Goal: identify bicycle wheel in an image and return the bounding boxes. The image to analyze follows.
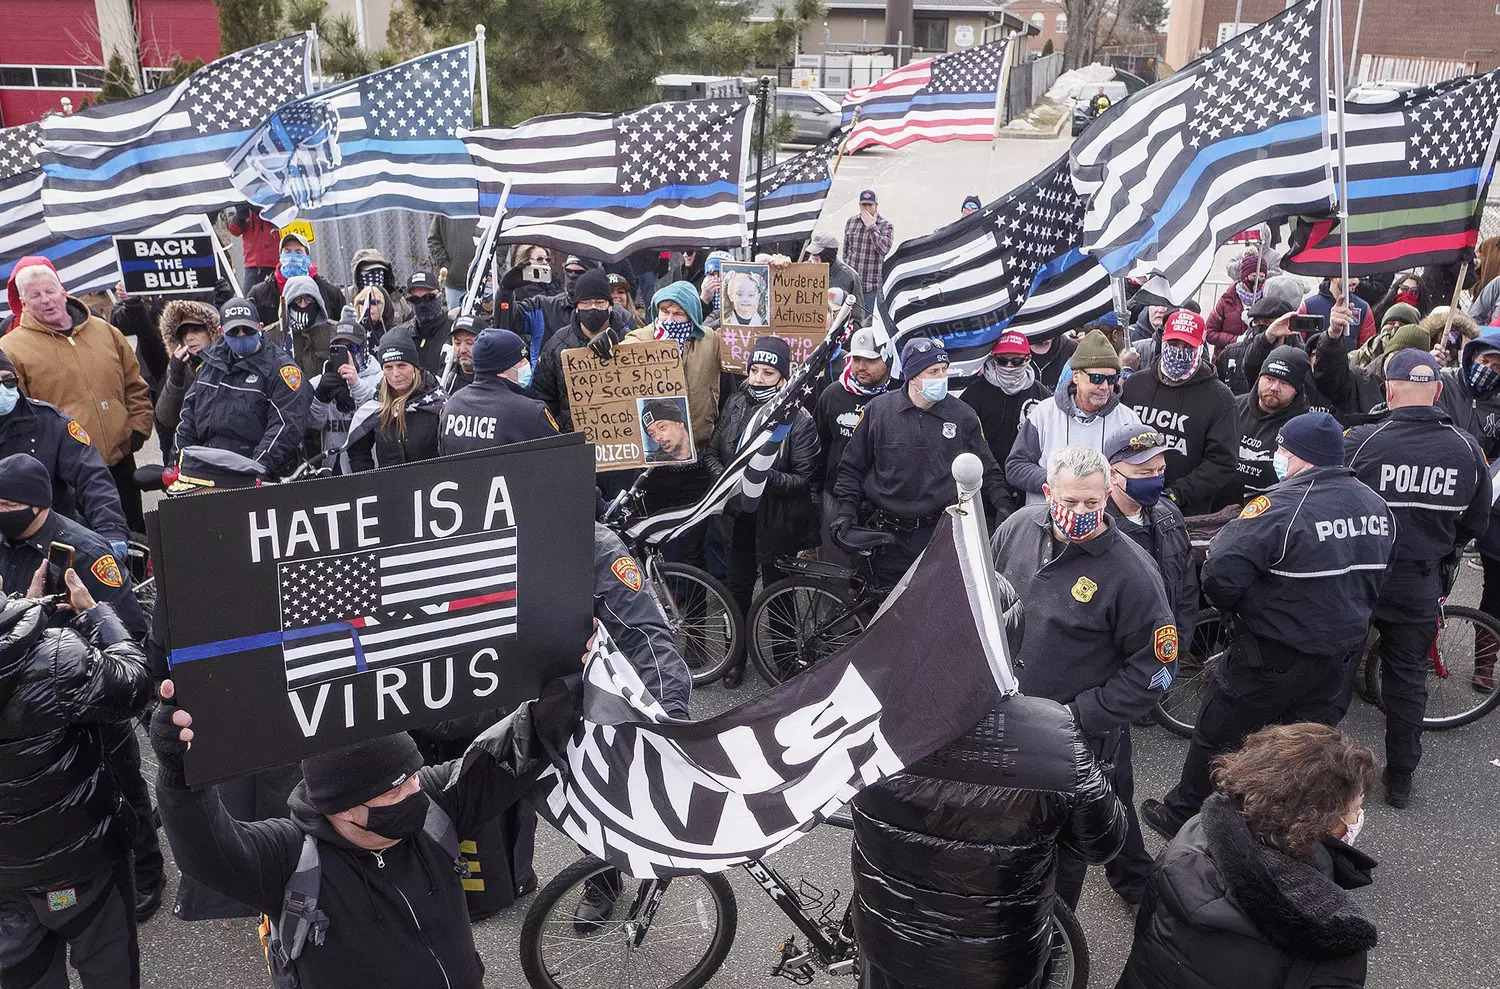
[652,563,743,686]
[519,856,737,989]
[1039,901,1088,989]
[1356,628,1383,707]
[1153,610,1227,738]
[1419,605,1500,729]
[748,577,870,685]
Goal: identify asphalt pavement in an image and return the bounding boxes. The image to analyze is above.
[122,135,1500,988]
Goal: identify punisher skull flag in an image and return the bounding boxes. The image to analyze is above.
[538,506,1017,877]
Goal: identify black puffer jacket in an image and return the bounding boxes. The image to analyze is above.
[1118,793,1377,989]
[345,372,446,471]
[531,310,634,432]
[852,692,1128,989]
[704,385,821,562]
[0,599,151,890]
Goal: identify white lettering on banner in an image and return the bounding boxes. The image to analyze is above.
[249,497,381,562]
[1378,463,1459,497]
[1315,515,1392,541]
[286,650,505,736]
[131,239,200,257]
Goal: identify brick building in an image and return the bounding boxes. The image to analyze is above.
[1000,0,1070,55]
[1166,0,1500,80]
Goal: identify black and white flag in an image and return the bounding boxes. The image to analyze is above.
[745,134,840,245]
[539,504,1016,877]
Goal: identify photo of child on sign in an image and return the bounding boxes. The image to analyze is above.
[720,263,770,327]
[640,397,696,463]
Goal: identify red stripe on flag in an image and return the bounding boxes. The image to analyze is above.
[447,589,518,612]
[1292,229,1478,265]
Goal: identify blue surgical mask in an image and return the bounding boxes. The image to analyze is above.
[0,383,18,416]
[1123,473,1166,507]
[279,251,311,278]
[919,377,949,403]
[512,362,532,388]
[226,331,262,357]
[1273,452,1291,481]
[1467,360,1500,395]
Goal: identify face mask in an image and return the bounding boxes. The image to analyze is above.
[512,362,533,388]
[1160,344,1200,383]
[279,251,311,277]
[0,506,37,540]
[577,307,610,334]
[1467,360,1500,394]
[358,268,387,289]
[286,303,314,335]
[983,358,1036,395]
[1123,474,1166,508]
[657,318,695,345]
[919,376,949,403]
[226,331,262,357]
[1050,500,1102,540]
[412,295,444,326]
[361,790,430,840]
[747,383,780,404]
[1273,452,1291,481]
[1341,806,1364,847]
[0,384,18,416]
[1396,289,1420,307]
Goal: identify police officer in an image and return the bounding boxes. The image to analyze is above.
[0,350,129,557]
[1144,411,1396,839]
[174,298,312,478]
[437,328,557,456]
[0,453,161,919]
[834,337,1004,587]
[990,443,1178,908]
[1104,426,1198,645]
[1345,350,1490,807]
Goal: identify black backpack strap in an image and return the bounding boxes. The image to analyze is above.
[422,799,469,878]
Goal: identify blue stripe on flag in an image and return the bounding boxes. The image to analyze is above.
[337,137,471,157]
[756,179,833,203]
[484,179,739,211]
[40,131,250,183]
[1346,166,1482,200]
[168,620,361,666]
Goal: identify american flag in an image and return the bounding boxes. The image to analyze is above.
[277,528,518,689]
[1071,0,1333,304]
[37,35,312,239]
[229,44,478,226]
[841,40,1009,153]
[878,155,1113,376]
[1284,70,1500,275]
[626,320,847,546]
[463,99,752,263]
[745,134,840,245]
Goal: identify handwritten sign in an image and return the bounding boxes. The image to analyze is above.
[721,262,830,372]
[563,340,695,472]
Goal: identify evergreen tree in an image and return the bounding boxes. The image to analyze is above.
[216,0,286,55]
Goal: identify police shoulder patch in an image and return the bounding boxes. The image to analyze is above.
[1240,495,1271,519]
[46,888,77,912]
[91,554,124,588]
[279,365,302,391]
[610,556,643,592]
[544,407,559,432]
[67,420,91,446]
[1155,624,1179,663]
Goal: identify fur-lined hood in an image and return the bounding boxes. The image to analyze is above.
[158,299,221,349]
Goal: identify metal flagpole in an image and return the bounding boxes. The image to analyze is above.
[832,108,860,174]
[1331,0,1351,295]
[210,232,240,295]
[1111,276,1131,327]
[992,32,1017,145]
[309,23,324,86]
[1232,0,1244,37]
[475,26,489,127]
[750,76,771,258]
[1346,0,1367,88]
[442,178,512,392]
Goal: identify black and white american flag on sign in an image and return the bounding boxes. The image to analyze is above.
[277,528,518,689]
[463,99,752,263]
[38,35,312,238]
[1071,0,1333,305]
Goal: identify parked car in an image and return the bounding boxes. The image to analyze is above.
[780,89,844,143]
[1071,79,1131,136]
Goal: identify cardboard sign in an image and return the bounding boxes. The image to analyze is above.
[720,262,829,372]
[113,232,220,296]
[562,340,695,471]
[151,434,595,785]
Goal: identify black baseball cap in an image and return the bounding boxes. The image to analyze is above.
[219,297,260,332]
[858,189,877,205]
[406,270,436,292]
[641,399,686,428]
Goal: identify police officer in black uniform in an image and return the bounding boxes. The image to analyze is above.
[1144,411,1396,839]
[437,328,557,456]
[834,337,1004,587]
[990,442,1178,907]
[0,453,161,919]
[1345,350,1490,807]
[0,350,129,556]
[174,298,312,478]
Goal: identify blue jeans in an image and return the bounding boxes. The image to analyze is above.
[445,285,465,309]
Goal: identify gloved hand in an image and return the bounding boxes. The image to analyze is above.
[333,383,355,414]
[148,680,193,781]
[830,514,855,540]
[129,430,148,453]
[314,372,341,402]
[110,540,128,562]
[588,328,618,360]
[1441,549,1465,598]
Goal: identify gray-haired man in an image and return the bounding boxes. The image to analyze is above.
[990,444,1178,908]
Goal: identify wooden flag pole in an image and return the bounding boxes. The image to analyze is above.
[1443,261,1469,357]
[992,31,1018,147]
[832,108,860,174]
[1330,0,1352,295]
[474,26,489,127]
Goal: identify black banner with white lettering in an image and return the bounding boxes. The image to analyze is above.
[153,434,594,785]
[113,232,220,296]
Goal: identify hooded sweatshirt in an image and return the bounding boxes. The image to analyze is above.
[1438,332,1500,458]
[1121,357,1240,515]
[1005,385,1145,504]
[275,274,335,381]
[623,281,726,442]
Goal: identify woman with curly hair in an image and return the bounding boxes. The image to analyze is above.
[1119,723,1378,989]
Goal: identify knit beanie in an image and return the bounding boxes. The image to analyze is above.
[377,332,421,367]
[748,336,791,378]
[1382,323,1432,356]
[1261,345,1310,392]
[573,268,612,306]
[1071,328,1121,372]
[472,328,525,374]
[301,733,424,815]
[0,453,52,508]
[1277,411,1344,467]
[1380,302,1422,328]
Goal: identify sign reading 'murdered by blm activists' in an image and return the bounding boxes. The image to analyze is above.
[151,434,595,785]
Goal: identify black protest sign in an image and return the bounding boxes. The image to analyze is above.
[153,434,595,785]
[113,233,220,295]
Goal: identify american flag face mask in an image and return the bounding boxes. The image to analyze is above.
[1050,500,1102,540]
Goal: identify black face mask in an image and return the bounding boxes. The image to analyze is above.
[411,296,444,328]
[362,790,430,840]
[0,506,38,540]
[577,307,610,334]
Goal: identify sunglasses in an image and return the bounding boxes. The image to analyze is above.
[1084,371,1121,385]
[0,375,17,388]
[991,356,1029,367]
[224,324,259,337]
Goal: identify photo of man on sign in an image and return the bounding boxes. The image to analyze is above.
[640,398,695,463]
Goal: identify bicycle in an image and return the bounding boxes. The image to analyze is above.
[517,812,1088,989]
[602,470,744,685]
[745,525,895,685]
[1153,608,1230,738]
